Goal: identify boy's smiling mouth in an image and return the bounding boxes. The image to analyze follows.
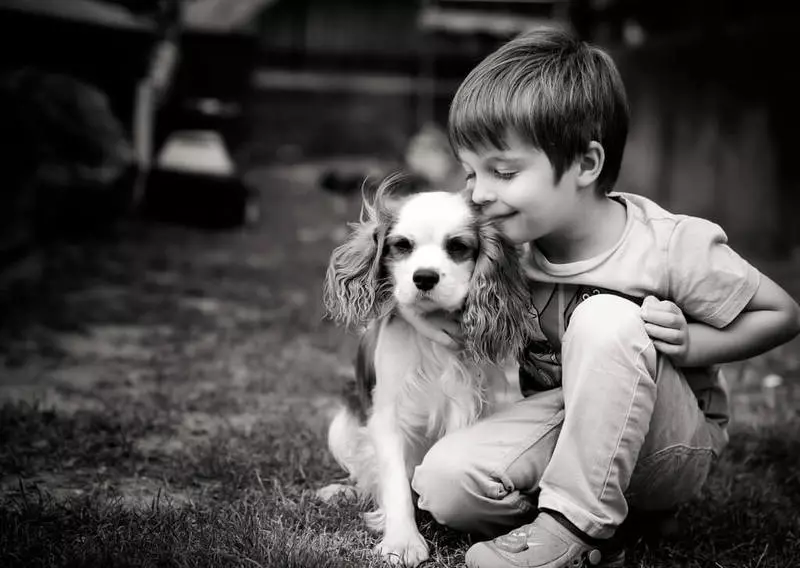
[487,212,517,223]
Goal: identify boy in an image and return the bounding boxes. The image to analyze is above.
[409,26,800,567]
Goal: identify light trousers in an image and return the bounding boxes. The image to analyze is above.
[412,295,728,538]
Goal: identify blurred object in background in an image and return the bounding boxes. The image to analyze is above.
[316,122,461,197]
[415,0,573,127]
[0,68,134,239]
[568,0,787,47]
[182,0,276,32]
[419,0,571,37]
[404,122,463,192]
[0,0,262,242]
[318,165,388,197]
[143,130,258,229]
[0,0,178,276]
[726,339,800,427]
[255,1,572,197]
[137,0,262,229]
[0,0,166,28]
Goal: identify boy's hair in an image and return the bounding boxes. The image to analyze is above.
[448,26,629,194]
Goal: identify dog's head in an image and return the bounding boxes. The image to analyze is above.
[323,173,537,362]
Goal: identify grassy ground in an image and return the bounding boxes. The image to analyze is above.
[1,160,799,567]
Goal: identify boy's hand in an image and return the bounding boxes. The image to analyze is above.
[402,308,464,350]
[427,312,464,349]
[641,296,690,366]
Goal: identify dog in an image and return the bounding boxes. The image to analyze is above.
[319,175,538,566]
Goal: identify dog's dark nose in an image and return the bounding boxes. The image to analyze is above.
[413,269,440,291]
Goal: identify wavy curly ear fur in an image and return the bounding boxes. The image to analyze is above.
[462,222,537,363]
[322,176,403,328]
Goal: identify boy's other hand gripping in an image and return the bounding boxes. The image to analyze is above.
[641,296,691,366]
[410,310,465,350]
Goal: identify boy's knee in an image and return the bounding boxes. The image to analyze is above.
[565,294,648,349]
[412,442,488,532]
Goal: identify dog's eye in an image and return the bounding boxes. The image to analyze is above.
[446,238,474,260]
[389,237,413,254]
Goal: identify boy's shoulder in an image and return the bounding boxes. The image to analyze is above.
[613,191,721,246]
[613,191,759,328]
[613,191,682,224]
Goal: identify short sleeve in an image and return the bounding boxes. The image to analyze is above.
[667,217,760,328]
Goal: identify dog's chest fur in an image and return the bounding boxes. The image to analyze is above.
[371,316,512,443]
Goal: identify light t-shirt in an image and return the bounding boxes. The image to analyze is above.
[517,192,761,409]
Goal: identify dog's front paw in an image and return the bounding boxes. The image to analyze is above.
[375,530,429,566]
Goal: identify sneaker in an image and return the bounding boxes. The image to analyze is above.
[465,512,625,568]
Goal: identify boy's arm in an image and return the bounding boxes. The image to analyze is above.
[683,273,800,366]
[645,273,800,367]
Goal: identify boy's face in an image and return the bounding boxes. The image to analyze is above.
[457,132,581,245]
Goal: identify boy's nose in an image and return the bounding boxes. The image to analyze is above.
[470,184,494,205]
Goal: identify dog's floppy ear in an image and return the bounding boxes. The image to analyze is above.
[322,177,398,328]
[462,222,538,363]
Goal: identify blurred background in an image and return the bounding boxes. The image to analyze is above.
[0,0,798,448]
[0,0,797,259]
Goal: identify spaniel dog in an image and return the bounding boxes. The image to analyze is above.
[319,175,537,566]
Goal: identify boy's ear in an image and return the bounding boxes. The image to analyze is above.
[576,141,605,188]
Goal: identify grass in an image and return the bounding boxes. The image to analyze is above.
[1,160,799,567]
[2,402,799,568]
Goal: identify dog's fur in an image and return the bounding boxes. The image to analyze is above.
[320,175,536,566]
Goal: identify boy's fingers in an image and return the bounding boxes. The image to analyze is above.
[435,330,460,349]
[442,327,464,344]
[641,296,665,318]
[652,339,679,354]
[641,310,681,329]
[652,298,681,313]
[642,295,659,307]
[421,312,463,347]
[644,323,683,344]
[440,323,463,342]
[642,296,682,317]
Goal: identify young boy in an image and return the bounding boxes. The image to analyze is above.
[409,26,800,568]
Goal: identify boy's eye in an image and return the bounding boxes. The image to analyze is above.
[493,170,517,180]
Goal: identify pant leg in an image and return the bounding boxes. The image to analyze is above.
[625,358,722,511]
[538,294,720,539]
[411,389,564,537]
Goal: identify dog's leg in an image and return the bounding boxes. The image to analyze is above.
[369,410,429,567]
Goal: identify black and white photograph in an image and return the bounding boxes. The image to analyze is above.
[1,1,798,567]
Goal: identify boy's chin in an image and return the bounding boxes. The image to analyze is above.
[497,218,533,245]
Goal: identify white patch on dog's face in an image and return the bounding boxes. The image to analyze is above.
[386,192,478,313]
